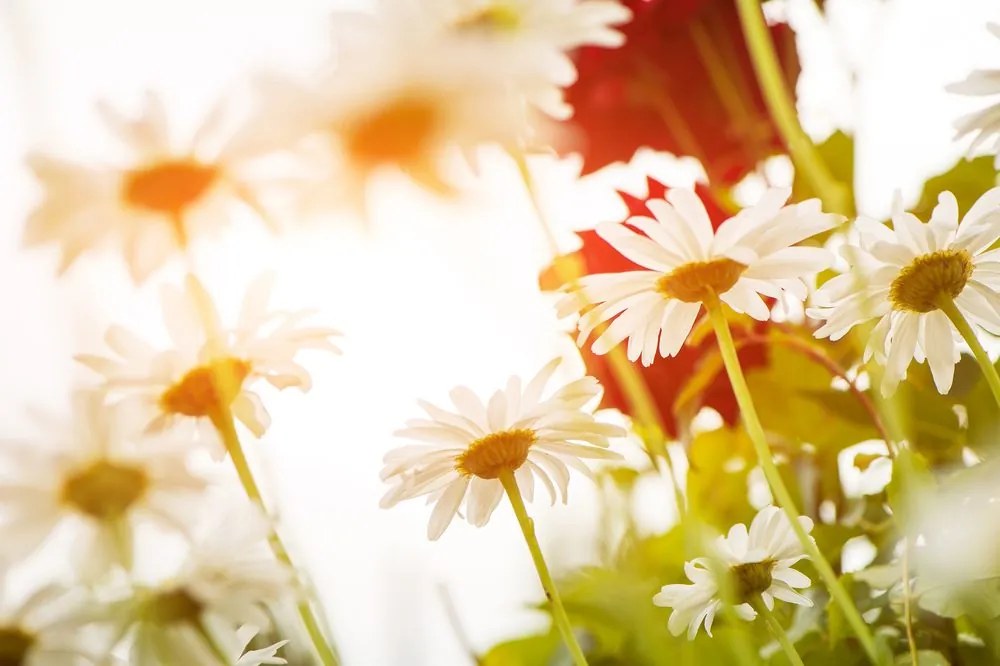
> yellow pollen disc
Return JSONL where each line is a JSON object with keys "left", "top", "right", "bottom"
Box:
{"left": 731, "top": 560, "right": 775, "bottom": 604}
{"left": 140, "top": 588, "right": 204, "bottom": 625}
{"left": 61, "top": 460, "right": 149, "bottom": 520}
{"left": 122, "top": 160, "right": 219, "bottom": 216}
{"left": 452, "top": 4, "right": 522, "bottom": 33}
{"left": 655, "top": 258, "right": 747, "bottom": 303}
{"left": 159, "top": 357, "right": 252, "bottom": 419}
{"left": 0, "top": 626, "right": 34, "bottom": 665}
{"left": 889, "top": 248, "right": 973, "bottom": 313}
{"left": 344, "top": 96, "right": 441, "bottom": 170}
{"left": 455, "top": 428, "right": 537, "bottom": 479}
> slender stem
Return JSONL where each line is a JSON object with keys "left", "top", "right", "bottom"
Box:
{"left": 211, "top": 409, "right": 341, "bottom": 666}
{"left": 754, "top": 598, "right": 805, "bottom": 666}
{"left": 900, "top": 538, "right": 919, "bottom": 666}
{"left": 734, "top": 0, "right": 850, "bottom": 215}
{"left": 938, "top": 296, "right": 1000, "bottom": 409}
{"left": 498, "top": 471, "right": 588, "bottom": 666}
{"left": 196, "top": 620, "right": 232, "bottom": 664}
{"left": 706, "top": 299, "right": 881, "bottom": 664}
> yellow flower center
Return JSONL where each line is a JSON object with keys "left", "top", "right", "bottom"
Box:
{"left": 122, "top": 160, "right": 219, "bottom": 216}
{"left": 159, "top": 357, "right": 252, "bottom": 419}
{"left": 731, "top": 560, "right": 775, "bottom": 604}
{"left": 455, "top": 428, "right": 537, "bottom": 479}
{"left": 343, "top": 96, "right": 441, "bottom": 170}
{"left": 889, "top": 249, "right": 973, "bottom": 313}
{"left": 139, "top": 588, "right": 204, "bottom": 625}
{"left": 452, "top": 3, "right": 522, "bottom": 33}
{"left": 655, "top": 258, "right": 747, "bottom": 303}
{"left": 0, "top": 627, "right": 34, "bottom": 666}
{"left": 61, "top": 460, "right": 149, "bottom": 520}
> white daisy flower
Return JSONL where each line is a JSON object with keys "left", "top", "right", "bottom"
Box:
{"left": 24, "top": 92, "right": 283, "bottom": 282}
{"left": 652, "top": 506, "right": 814, "bottom": 640}
{"left": 233, "top": 626, "right": 287, "bottom": 666}
{"left": 76, "top": 275, "right": 340, "bottom": 454}
{"left": 381, "top": 358, "right": 624, "bottom": 540}
{"left": 105, "top": 508, "right": 291, "bottom": 666}
{"left": 809, "top": 189, "right": 1000, "bottom": 396}
{"left": 0, "top": 569, "right": 95, "bottom": 666}
{"left": 946, "top": 23, "right": 1000, "bottom": 167}
{"left": 557, "top": 187, "right": 841, "bottom": 366}
{"left": 0, "top": 392, "right": 206, "bottom": 580}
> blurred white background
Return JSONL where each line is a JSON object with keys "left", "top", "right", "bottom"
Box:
{"left": 0, "top": 0, "right": 998, "bottom": 663}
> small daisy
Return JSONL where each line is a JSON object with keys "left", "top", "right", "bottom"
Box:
{"left": 0, "top": 392, "right": 206, "bottom": 580}
{"left": 946, "top": 23, "right": 1000, "bottom": 167}
{"left": 557, "top": 187, "right": 840, "bottom": 366}
{"left": 809, "top": 189, "right": 1000, "bottom": 395}
{"left": 233, "top": 626, "right": 288, "bottom": 666}
{"left": 77, "top": 275, "right": 340, "bottom": 453}
{"left": 24, "top": 92, "right": 283, "bottom": 282}
{"left": 381, "top": 358, "right": 624, "bottom": 540}
{"left": 652, "top": 506, "right": 814, "bottom": 639}
{"left": 0, "top": 569, "right": 95, "bottom": 665}
{"left": 105, "top": 509, "right": 291, "bottom": 666}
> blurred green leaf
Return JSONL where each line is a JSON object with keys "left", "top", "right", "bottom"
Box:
{"left": 686, "top": 427, "right": 754, "bottom": 530}
{"left": 885, "top": 448, "right": 933, "bottom": 530}
{"left": 792, "top": 131, "right": 855, "bottom": 216}
{"left": 911, "top": 156, "right": 998, "bottom": 220}
{"left": 481, "top": 634, "right": 558, "bottom": 666}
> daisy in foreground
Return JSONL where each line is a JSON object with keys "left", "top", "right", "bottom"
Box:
{"left": 382, "top": 358, "right": 622, "bottom": 666}
{"left": 809, "top": 188, "right": 1000, "bottom": 400}
{"left": 0, "top": 392, "right": 205, "bottom": 580}
{"left": 557, "top": 186, "right": 840, "bottom": 366}
{"left": 25, "top": 92, "right": 283, "bottom": 282}
{"left": 77, "top": 275, "right": 341, "bottom": 455}
{"left": 947, "top": 23, "right": 1000, "bottom": 167}
{"left": 653, "top": 506, "right": 813, "bottom": 643}
{"left": 0, "top": 569, "right": 94, "bottom": 665}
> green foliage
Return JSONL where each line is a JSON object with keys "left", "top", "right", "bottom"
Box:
{"left": 481, "top": 634, "right": 559, "bottom": 666}
{"left": 792, "top": 131, "right": 856, "bottom": 216}
{"left": 910, "top": 156, "right": 998, "bottom": 220}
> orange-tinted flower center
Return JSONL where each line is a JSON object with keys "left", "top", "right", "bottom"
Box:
{"left": 455, "top": 428, "right": 537, "bottom": 479}
{"left": 655, "top": 258, "right": 747, "bottom": 302}
{"left": 61, "top": 460, "right": 149, "bottom": 520}
{"left": 122, "top": 159, "right": 219, "bottom": 216}
{"left": 139, "top": 588, "right": 204, "bottom": 625}
{"left": 0, "top": 626, "right": 34, "bottom": 666}
{"left": 343, "top": 96, "right": 441, "bottom": 169}
{"left": 889, "top": 248, "right": 973, "bottom": 313}
{"left": 159, "top": 357, "right": 252, "bottom": 419}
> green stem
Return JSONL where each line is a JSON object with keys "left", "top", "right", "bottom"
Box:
{"left": 706, "top": 299, "right": 881, "bottom": 664}
{"left": 498, "top": 471, "right": 588, "bottom": 666}
{"left": 938, "top": 296, "right": 1000, "bottom": 409}
{"left": 212, "top": 410, "right": 341, "bottom": 666}
{"left": 734, "top": 0, "right": 850, "bottom": 215}
{"left": 754, "top": 598, "right": 805, "bottom": 666}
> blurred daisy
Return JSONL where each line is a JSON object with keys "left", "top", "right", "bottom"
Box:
{"left": 381, "top": 358, "right": 623, "bottom": 539}
{"left": 233, "top": 626, "right": 288, "bottom": 666}
{"left": 809, "top": 189, "right": 1000, "bottom": 395}
{"left": 0, "top": 570, "right": 94, "bottom": 665}
{"left": 25, "top": 92, "right": 282, "bottom": 282}
{"left": 947, "top": 23, "right": 1000, "bottom": 166}
{"left": 77, "top": 275, "right": 340, "bottom": 453}
{"left": 653, "top": 506, "right": 814, "bottom": 639}
{"left": 0, "top": 392, "right": 206, "bottom": 580}
{"left": 558, "top": 187, "right": 840, "bottom": 366}
{"left": 106, "top": 509, "right": 291, "bottom": 666}
{"left": 426, "top": 0, "right": 632, "bottom": 119}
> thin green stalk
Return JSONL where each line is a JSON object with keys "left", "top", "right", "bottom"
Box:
{"left": 734, "top": 0, "right": 850, "bottom": 215}
{"left": 900, "top": 538, "right": 919, "bottom": 666}
{"left": 498, "top": 470, "right": 588, "bottom": 666}
{"left": 211, "top": 409, "right": 341, "bottom": 666}
{"left": 706, "top": 299, "right": 881, "bottom": 664}
{"left": 938, "top": 296, "right": 1000, "bottom": 409}
{"left": 754, "top": 599, "right": 805, "bottom": 666}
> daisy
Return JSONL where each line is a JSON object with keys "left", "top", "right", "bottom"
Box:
{"left": 233, "top": 626, "right": 288, "bottom": 666}
{"left": 76, "top": 275, "right": 340, "bottom": 453}
{"left": 0, "top": 392, "right": 206, "bottom": 580}
{"left": 557, "top": 187, "right": 841, "bottom": 366}
{"left": 809, "top": 189, "right": 1000, "bottom": 396}
{"left": 24, "top": 92, "right": 284, "bottom": 282}
{"left": 104, "top": 508, "right": 291, "bottom": 666}
{"left": 381, "top": 358, "right": 624, "bottom": 539}
{"left": 652, "top": 506, "right": 814, "bottom": 639}
{"left": 946, "top": 23, "right": 1000, "bottom": 167}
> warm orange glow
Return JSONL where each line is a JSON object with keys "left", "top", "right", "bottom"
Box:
{"left": 159, "top": 357, "right": 251, "bottom": 418}
{"left": 122, "top": 159, "right": 219, "bottom": 216}
{"left": 343, "top": 96, "right": 442, "bottom": 170}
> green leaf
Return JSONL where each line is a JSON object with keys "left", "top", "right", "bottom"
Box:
{"left": 481, "top": 634, "right": 559, "bottom": 666}
{"left": 885, "top": 448, "right": 934, "bottom": 530}
{"left": 686, "top": 427, "right": 755, "bottom": 530}
{"left": 894, "top": 650, "right": 950, "bottom": 666}
{"left": 792, "top": 131, "right": 856, "bottom": 216}
{"left": 911, "top": 156, "right": 998, "bottom": 220}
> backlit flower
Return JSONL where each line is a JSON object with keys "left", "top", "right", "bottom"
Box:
{"left": 0, "top": 569, "right": 94, "bottom": 666}
{"left": 25, "top": 92, "right": 282, "bottom": 282}
{"left": 381, "top": 359, "right": 624, "bottom": 540}
{"left": 653, "top": 506, "right": 813, "bottom": 639}
{"left": 0, "top": 392, "right": 206, "bottom": 579}
{"left": 809, "top": 189, "right": 1000, "bottom": 395}
{"left": 558, "top": 187, "right": 839, "bottom": 366}
{"left": 77, "top": 275, "right": 340, "bottom": 453}
{"left": 947, "top": 23, "right": 1000, "bottom": 167}
{"left": 234, "top": 626, "right": 288, "bottom": 666}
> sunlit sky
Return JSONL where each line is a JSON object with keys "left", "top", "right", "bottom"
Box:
{"left": 1, "top": 0, "right": 998, "bottom": 664}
